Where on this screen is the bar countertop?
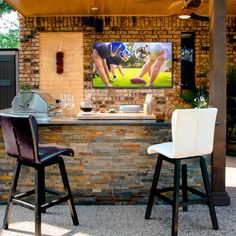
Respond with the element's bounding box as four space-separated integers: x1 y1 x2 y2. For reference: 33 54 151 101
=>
0 109 170 126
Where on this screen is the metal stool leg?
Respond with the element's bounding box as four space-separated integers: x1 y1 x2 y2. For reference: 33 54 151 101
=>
172 160 181 236
58 157 79 226
182 164 188 212
3 161 21 230
35 167 44 236
41 167 46 213
145 155 163 219
200 157 219 230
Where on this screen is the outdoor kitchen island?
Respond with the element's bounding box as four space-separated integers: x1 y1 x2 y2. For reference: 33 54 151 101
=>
0 108 177 205
0 111 213 204
1 109 212 206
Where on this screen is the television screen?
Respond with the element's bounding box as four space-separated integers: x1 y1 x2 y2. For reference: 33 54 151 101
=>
92 42 172 88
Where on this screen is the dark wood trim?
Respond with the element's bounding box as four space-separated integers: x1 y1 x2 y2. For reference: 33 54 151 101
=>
209 0 229 205
212 191 231 206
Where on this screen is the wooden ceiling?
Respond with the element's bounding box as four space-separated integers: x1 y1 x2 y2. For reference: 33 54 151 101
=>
5 0 236 17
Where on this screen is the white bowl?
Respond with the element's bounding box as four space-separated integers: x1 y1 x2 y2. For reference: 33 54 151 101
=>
119 105 142 113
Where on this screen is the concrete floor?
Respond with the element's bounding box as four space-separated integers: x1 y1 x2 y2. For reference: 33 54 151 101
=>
0 156 236 236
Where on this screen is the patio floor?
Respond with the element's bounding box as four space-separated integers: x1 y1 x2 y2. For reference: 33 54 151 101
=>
0 155 236 236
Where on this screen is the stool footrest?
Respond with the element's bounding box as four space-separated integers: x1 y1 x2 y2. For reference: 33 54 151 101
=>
14 188 67 199
156 185 208 202
15 189 35 199
12 187 70 211
156 191 209 207
42 195 70 210
44 188 66 196
12 198 35 210
187 186 207 198
12 194 70 211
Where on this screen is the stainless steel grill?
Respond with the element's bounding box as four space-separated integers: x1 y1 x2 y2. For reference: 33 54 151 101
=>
11 91 60 118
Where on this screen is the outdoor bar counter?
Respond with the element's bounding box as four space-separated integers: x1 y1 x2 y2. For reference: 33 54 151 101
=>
0 110 210 205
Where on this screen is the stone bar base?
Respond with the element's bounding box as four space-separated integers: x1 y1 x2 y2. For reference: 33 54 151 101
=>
0 122 216 204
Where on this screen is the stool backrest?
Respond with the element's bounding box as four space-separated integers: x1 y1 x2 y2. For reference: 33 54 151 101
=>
0 116 19 158
0 115 39 163
171 108 218 158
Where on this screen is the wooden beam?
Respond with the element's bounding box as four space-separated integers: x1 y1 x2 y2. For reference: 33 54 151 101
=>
209 0 230 206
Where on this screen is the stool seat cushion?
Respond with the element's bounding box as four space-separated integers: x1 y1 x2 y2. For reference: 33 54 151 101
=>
147 142 173 157
147 142 210 159
38 144 74 163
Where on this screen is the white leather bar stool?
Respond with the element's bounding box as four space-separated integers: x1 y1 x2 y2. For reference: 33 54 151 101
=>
145 108 219 236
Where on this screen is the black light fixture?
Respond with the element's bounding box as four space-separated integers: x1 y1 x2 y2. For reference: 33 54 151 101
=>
178 0 191 19
90 6 103 32
179 11 191 19
95 18 103 32
91 7 98 11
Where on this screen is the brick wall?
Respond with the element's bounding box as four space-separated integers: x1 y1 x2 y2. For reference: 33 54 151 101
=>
18 16 236 119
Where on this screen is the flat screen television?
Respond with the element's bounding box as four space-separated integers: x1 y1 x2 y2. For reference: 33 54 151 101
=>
92 42 172 88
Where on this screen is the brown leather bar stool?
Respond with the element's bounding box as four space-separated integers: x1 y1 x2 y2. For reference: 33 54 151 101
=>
0 114 79 236
145 108 219 236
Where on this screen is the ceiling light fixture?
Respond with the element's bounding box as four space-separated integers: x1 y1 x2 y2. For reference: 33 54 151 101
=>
178 0 191 19
91 7 99 11
179 14 191 19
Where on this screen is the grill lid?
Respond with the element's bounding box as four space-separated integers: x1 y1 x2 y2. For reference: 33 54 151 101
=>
12 91 58 114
